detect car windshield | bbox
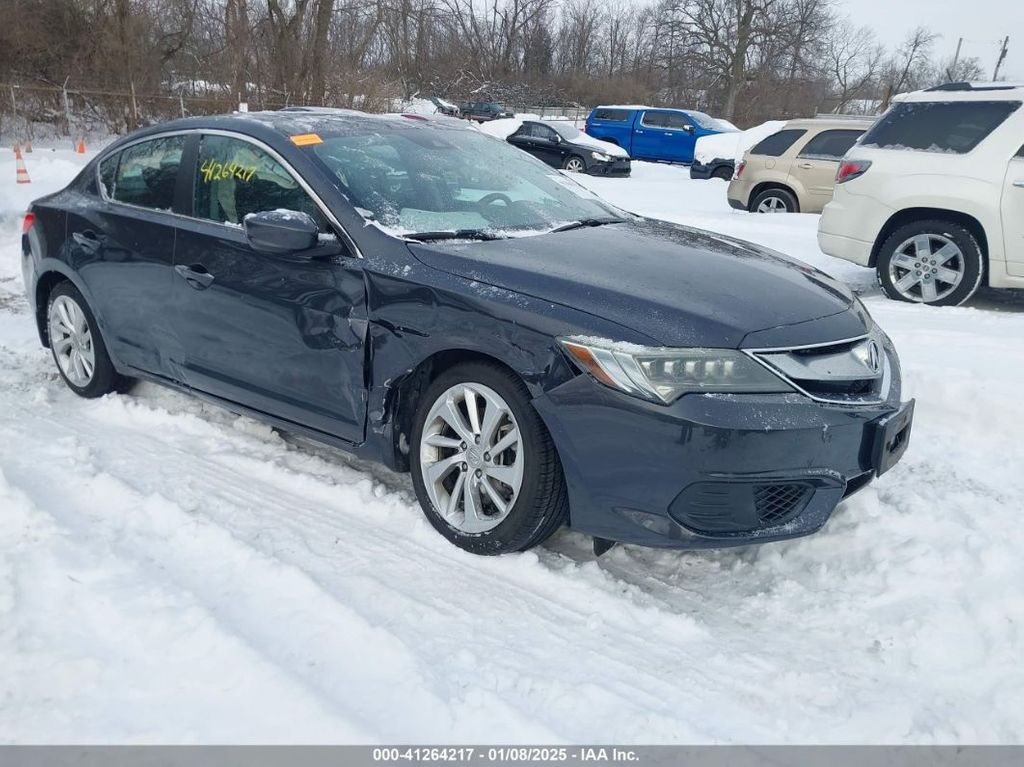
[310,125,620,238]
[689,112,736,132]
[548,122,583,141]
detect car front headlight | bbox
[559,337,792,404]
[591,152,611,162]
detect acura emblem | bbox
[867,341,881,374]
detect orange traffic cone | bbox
[15,146,31,184]
[13,143,20,154]
[76,138,86,154]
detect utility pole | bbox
[946,37,963,80]
[993,36,1009,81]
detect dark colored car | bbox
[507,120,631,175]
[22,110,914,556]
[460,101,514,122]
[689,157,735,180]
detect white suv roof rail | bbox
[924,81,1024,92]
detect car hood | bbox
[407,219,867,349]
[567,134,630,158]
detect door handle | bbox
[72,230,103,252]
[175,263,215,290]
[635,130,645,135]
[1014,180,1024,188]
[798,162,814,169]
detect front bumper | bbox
[689,161,714,180]
[533,359,911,549]
[588,159,631,176]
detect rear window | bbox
[749,129,806,157]
[862,101,1021,154]
[592,109,630,122]
[797,129,865,160]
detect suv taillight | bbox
[22,211,36,235]
[734,160,746,179]
[836,159,871,183]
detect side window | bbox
[641,111,667,128]
[98,153,119,198]
[593,109,629,122]
[749,129,807,157]
[194,135,322,226]
[112,135,185,211]
[797,129,865,160]
[1016,144,1024,158]
[536,125,559,142]
[663,112,692,130]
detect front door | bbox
[171,133,368,443]
[787,129,864,211]
[67,134,188,375]
[1003,146,1024,277]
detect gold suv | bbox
[728,118,871,214]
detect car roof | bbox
[593,105,690,112]
[783,117,873,130]
[101,109,474,155]
[896,82,1024,103]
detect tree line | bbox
[0,0,989,136]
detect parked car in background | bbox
[690,121,787,181]
[819,82,1024,306]
[22,109,913,556]
[584,106,736,164]
[728,117,870,213]
[507,120,631,175]
[461,101,514,122]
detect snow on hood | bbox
[694,120,786,164]
[568,132,629,158]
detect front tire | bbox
[562,155,587,173]
[876,220,983,306]
[712,166,734,181]
[410,362,569,555]
[46,281,129,398]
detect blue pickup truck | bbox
[584,106,736,164]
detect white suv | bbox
[818,82,1024,305]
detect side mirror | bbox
[551,134,562,144]
[244,210,319,254]
[683,124,696,134]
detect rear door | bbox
[65,134,188,376]
[787,129,864,211]
[1003,144,1024,276]
[171,132,368,442]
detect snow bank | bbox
[694,120,787,164]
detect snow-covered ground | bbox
[2,147,1024,744]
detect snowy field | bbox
[2,146,1024,744]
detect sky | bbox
[836,0,1021,79]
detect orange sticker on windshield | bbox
[290,133,323,146]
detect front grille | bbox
[754,483,811,524]
[751,332,891,405]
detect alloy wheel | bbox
[564,157,585,173]
[888,233,965,303]
[419,382,524,534]
[756,195,789,213]
[48,295,95,387]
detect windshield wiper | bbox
[549,217,626,234]
[405,229,503,242]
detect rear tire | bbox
[750,187,798,213]
[876,220,983,306]
[410,361,569,555]
[712,166,734,181]
[46,281,130,398]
